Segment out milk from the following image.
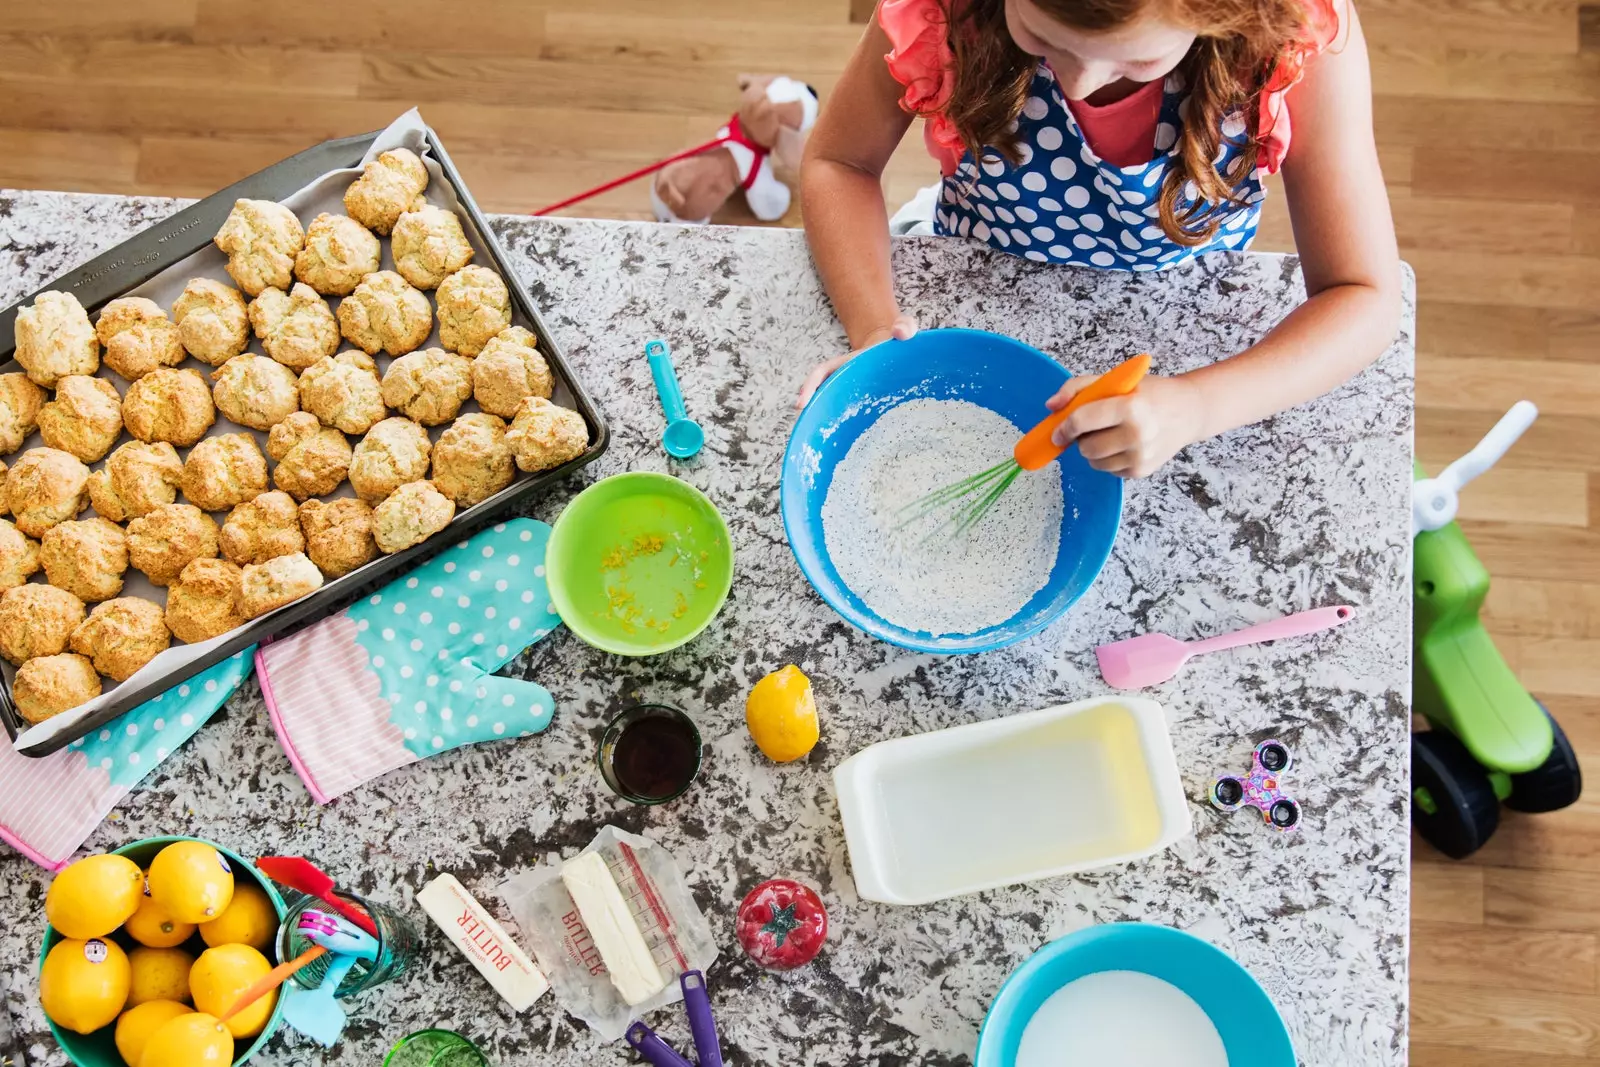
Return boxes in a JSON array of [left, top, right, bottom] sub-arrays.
[[1016, 970, 1227, 1067]]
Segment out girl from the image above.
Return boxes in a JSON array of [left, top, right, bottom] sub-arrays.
[[799, 0, 1400, 478]]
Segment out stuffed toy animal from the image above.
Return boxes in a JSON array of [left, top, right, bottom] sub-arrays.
[[650, 75, 819, 224]]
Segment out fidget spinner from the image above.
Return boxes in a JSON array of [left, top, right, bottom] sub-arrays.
[[1210, 739, 1301, 832]]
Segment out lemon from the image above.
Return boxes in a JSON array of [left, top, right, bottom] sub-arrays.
[[115, 1000, 192, 1067], [127, 947, 194, 1007], [137, 1012, 233, 1067], [745, 665, 820, 763], [45, 853, 144, 939], [39, 937, 130, 1034], [198, 883, 277, 952], [124, 890, 196, 949], [190, 943, 275, 1039], [147, 842, 234, 925]]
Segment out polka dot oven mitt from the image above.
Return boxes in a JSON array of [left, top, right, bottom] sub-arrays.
[[258, 519, 560, 804], [0, 650, 253, 871]]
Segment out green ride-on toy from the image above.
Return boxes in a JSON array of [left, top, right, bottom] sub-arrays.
[[1412, 401, 1582, 858]]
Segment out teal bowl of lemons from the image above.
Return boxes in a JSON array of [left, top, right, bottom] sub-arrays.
[[547, 471, 734, 656], [39, 836, 288, 1067]]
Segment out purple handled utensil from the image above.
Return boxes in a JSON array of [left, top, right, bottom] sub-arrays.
[[626, 1022, 693, 1067], [681, 970, 724, 1067]]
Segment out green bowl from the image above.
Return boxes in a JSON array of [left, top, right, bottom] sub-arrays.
[[547, 472, 734, 656], [40, 836, 289, 1067]]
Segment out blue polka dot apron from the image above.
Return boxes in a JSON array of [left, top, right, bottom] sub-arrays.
[[933, 66, 1265, 270]]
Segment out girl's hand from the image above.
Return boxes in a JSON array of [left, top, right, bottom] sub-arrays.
[[1046, 372, 1207, 478], [795, 314, 918, 409]]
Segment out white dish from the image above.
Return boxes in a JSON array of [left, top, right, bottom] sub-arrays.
[[833, 695, 1191, 905]]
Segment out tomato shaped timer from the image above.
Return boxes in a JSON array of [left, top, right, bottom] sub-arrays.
[[736, 880, 827, 971]]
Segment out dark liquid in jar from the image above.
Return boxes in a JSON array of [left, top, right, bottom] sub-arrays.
[[611, 715, 700, 800]]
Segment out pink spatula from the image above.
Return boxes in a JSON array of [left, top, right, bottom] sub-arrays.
[[1096, 605, 1356, 689]]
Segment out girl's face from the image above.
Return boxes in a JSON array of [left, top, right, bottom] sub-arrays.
[[1005, 0, 1197, 101]]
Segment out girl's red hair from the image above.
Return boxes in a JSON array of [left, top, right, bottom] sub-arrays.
[[936, 0, 1338, 245]]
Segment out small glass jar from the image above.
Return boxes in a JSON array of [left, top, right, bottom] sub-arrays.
[[596, 704, 703, 805], [276, 891, 424, 995], [384, 1029, 490, 1066]]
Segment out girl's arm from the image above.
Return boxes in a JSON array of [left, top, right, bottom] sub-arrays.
[[797, 17, 921, 408], [1054, 4, 1402, 476]]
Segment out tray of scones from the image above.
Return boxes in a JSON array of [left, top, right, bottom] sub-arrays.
[[0, 111, 607, 756]]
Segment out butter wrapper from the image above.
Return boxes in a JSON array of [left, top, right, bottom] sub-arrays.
[[418, 873, 549, 1011]]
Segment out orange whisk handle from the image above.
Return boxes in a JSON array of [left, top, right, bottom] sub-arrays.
[[1013, 353, 1152, 471]]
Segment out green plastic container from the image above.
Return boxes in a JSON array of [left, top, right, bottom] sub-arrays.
[[546, 472, 734, 656], [39, 836, 289, 1067]]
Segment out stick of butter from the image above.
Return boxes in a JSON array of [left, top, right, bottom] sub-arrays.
[[560, 851, 668, 1006], [417, 873, 550, 1012]]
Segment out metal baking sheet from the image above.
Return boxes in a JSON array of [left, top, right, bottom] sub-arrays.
[[0, 113, 608, 756]]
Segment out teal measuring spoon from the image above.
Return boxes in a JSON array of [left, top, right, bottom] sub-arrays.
[[646, 339, 704, 460]]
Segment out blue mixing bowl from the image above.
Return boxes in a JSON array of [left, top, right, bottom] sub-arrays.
[[976, 923, 1295, 1066], [781, 328, 1123, 653]]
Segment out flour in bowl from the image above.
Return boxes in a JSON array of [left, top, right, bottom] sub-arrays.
[[821, 398, 1063, 637]]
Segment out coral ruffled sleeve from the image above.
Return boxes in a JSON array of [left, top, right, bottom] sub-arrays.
[[879, 0, 966, 175], [1257, 0, 1342, 173]]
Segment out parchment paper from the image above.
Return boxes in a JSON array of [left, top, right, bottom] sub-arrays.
[[10, 109, 580, 749], [500, 826, 719, 1042]]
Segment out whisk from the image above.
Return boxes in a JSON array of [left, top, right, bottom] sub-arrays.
[[898, 353, 1152, 538]]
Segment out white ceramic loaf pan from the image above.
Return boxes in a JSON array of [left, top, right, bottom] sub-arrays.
[[833, 695, 1192, 905]]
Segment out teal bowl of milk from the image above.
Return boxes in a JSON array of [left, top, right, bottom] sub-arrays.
[[975, 923, 1293, 1067]]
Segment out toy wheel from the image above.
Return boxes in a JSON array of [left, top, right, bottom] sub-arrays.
[[1413, 730, 1500, 859], [1505, 704, 1583, 813], [1257, 741, 1291, 774]]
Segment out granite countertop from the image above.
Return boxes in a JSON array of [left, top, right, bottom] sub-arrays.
[[0, 189, 1414, 1066]]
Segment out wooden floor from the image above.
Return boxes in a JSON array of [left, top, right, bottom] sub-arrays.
[[4, 0, 1600, 1060]]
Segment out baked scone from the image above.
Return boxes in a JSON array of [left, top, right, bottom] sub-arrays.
[[0, 373, 47, 454], [123, 368, 216, 446], [87, 441, 184, 522], [70, 597, 171, 682], [40, 517, 128, 603], [247, 284, 339, 370], [95, 297, 185, 381], [507, 397, 588, 473], [348, 417, 431, 504], [298, 350, 386, 435], [126, 503, 219, 587], [435, 266, 511, 357], [0, 520, 41, 590], [171, 279, 250, 365], [472, 326, 552, 418], [391, 204, 473, 289], [211, 355, 299, 430], [337, 271, 432, 358], [238, 551, 323, 619], [0, 461, 6, 517], [164, 557, 244, 643], [37, 375, 123, 463], [380, 348, 472, 426], [266, 412, 351, 500], [220, 491, 304, 566], [343, 148, 429, 236], [6, 448, 90, 539], [14, 291, 99, 387], [299, 498, 377, 578], [13, 653, 100, 723], [432, 413, 515, 508], [294, 213, 381, 296], [214, 198, 306, 296], [373, 480, 455, 554], [181, 433, 267, 512], [0, 583, 86, 665]]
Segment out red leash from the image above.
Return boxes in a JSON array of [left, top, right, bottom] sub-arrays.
[[532, 115, 768, 217]]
